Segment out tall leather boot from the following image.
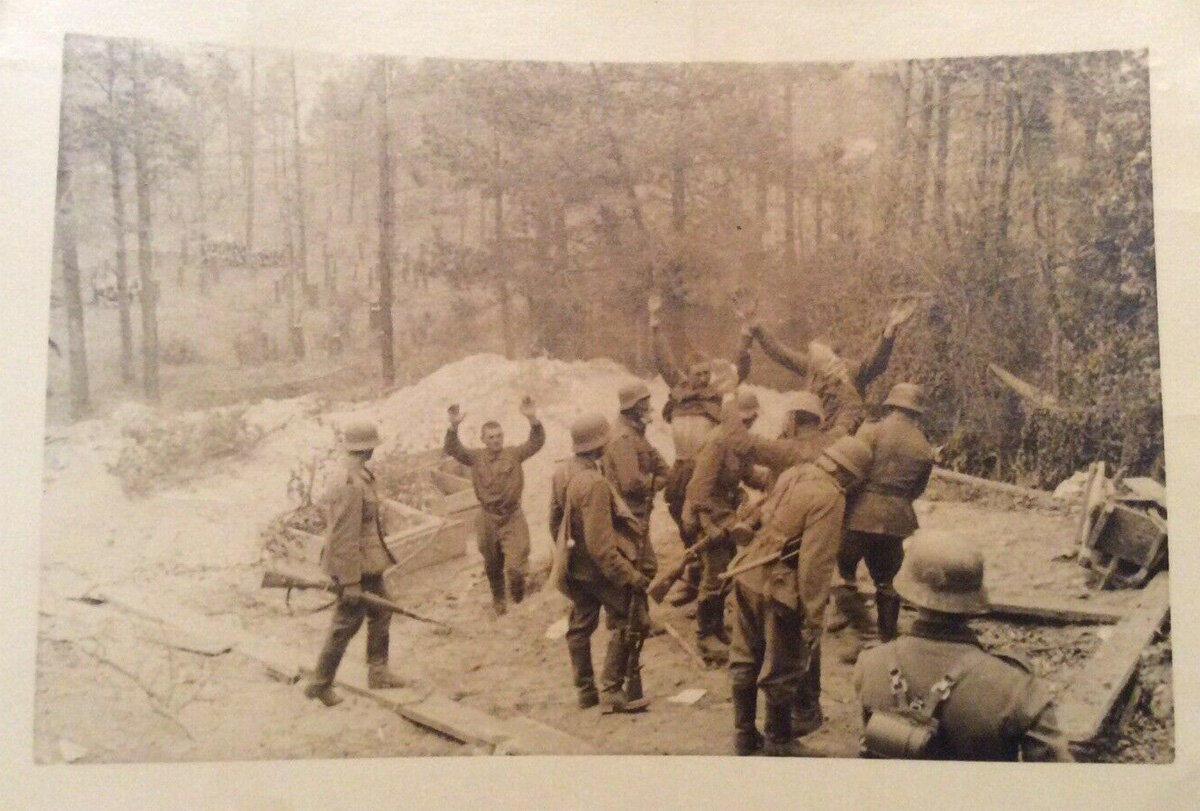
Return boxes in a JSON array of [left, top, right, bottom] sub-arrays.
[[832, 584, 875, 636], [508, 571, 526, 605], [793, 644, 824, 735], [488, 572, 507, 616], [731, 682, 763, 756], [599, 631, 649, 713], [763, 699, 809, 757], [304, 643, 346, 707], [696, 599, 729, 667], [668, 562, 700, 607], [876, 587, 902, 643], [365, 631, 407, 689], [568, 640, 598, 709]]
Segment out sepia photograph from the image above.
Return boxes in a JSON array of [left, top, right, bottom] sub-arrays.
[[36, 31, 1170, 767]]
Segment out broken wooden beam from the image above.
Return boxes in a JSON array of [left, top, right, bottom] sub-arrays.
[[985, 595, 1122, 625], [1054, 572, 1170, 743], [931, 467, 1061, 506]]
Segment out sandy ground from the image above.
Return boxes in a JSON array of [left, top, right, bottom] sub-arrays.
[[34, 355, 1174, 763]]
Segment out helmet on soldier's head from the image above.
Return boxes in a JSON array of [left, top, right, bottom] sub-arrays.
[[571, 412, 611, 454], [819, 435, 872, 481], [618, 380, 652, 411], [783, 390, 824, 422], [735, 389, 760, 420], [341, 420, 381, 452], [884, 382, 927, 415], [894, 535, 990, 615]]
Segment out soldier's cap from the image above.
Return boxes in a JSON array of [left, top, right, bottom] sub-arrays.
[[783, 390, 824, 421], [618, 380, 653, 411], [571, 412, 612, 454], [819, 434, 872, 480], [884, 382, 927, 415], [894, 535, 990, 615], [341, 419, 382, 452]]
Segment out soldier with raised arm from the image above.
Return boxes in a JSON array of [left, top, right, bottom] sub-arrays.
[[748, 301, 918, 436], [444, 396, 545, 616], [651, 290, 756, 607]]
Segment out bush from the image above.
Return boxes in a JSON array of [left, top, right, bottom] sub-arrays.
[[161, 335, 202, 366], [108, 407, 265, 495]]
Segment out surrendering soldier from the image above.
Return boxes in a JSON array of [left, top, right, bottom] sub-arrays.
[[444, 395, 545, 616]]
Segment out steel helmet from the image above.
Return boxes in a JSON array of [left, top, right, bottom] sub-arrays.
[[783, 390, 824, 422], [341, 420, 381, 452], [571, 412, 611, 454], [884, 382, 927, 415], [819, 434, 872, 481], [618, 380, 652, 411], [894, 535, 990, 615], [735, 389, 760, 419]]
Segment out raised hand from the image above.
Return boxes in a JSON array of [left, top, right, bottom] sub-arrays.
[[647, 292, 663, 328], [731, 286, 759, 326], [519, 394, 537, 420], [448, 403, 466, 427], [884, 299, 919, 337]]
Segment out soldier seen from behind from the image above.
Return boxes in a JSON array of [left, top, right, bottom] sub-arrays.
[[834, 382, 936, 663], [444, 395, 545, 616], [725, 435, 873, 755], [551, 413, 656, 714], [304, 420, 407, 707], [854, 536, 1074, 761]]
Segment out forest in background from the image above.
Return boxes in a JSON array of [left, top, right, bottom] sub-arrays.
[[51, 36, 1158, 487]]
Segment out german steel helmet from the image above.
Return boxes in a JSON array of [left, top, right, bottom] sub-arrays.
[[783, 390, 824, 421], [735, 388, 760, 419], [820, 434, 872, 480], [618, 380, 652, 411], [894, 535, 990, 615], [571, 412, 612, 454], [341, 420, 381, 452], [884, 382, 926, 414]]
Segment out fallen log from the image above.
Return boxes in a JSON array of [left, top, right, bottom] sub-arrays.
[[931, 467, 1061, 506], [1054, 572, 1170, 743]]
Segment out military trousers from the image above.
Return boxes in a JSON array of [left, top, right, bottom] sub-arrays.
[[663, 459, 698, 548], [477, 506, 531, 600], [836, 529, 905, 589], [312, 573, 391, 686], [728, 581, 804, 706]]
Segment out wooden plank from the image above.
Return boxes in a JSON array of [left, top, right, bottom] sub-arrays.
[[986, 595, 1122, 625], [1055, 573, 1170, 742], [393, 694, 514, 748], [931, 467, 1061, 505]]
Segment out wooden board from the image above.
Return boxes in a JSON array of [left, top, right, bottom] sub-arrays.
[[986, 595, 1122, 625], [931, 467, 1061, 505], [1054, 572, 1170, 742], [497, 716, 600, 755]]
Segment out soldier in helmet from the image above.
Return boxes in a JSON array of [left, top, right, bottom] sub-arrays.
[[444, 395, 545, 616], [834, 382, 936, 660], [305, 420, 407, 707], [603, 380, 670, 540], [682, 389, 778, 666], [726, 435, 873, 755], [649, 292, 755, 608], [854, 536, 1074, 761], [550, 413, 654, 713], [751, 390, 835, 488]]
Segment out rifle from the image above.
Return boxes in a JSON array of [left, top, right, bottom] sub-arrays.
[[718, 545, 801, 582], [622, 588, 649, 701], [260, 569, 451, 630], [647, 530, 728, 604]]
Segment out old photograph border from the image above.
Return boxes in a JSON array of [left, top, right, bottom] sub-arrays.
[[3, 0, 1200, 808]]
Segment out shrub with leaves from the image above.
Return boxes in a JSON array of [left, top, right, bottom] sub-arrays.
[[108, 407, 265, 495]]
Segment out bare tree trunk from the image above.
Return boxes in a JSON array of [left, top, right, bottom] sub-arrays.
[[376, 57, 396, 385], [997, 86, 1018, 246], [884, 62, 913, 235], [912, 62, 934, 230], [289, 53, 309, 292], [783, 80, 797, 272], [244, 53, 256, 260], [56, 139, 91, 418], [934, 65, 952, 236], [105, 41, 134, 384], [492, 128, 515, 359], [130, 45, 160, 403], [671, 65, 689, 234]]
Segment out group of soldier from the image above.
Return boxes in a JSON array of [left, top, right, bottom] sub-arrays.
[[301, 293, 1074, 762]]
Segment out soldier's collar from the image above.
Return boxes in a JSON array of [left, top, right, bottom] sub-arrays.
[[909, 617, 981, 647]]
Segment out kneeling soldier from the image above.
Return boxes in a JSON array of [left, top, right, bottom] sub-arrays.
[[854, 535, 1074, 761], [305, 420, 406, 707], [551, 413, 654, 713], [726, 435, 872, 755]]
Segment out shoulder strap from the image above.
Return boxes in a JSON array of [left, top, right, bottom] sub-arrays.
[[886, 645, 985, 722]]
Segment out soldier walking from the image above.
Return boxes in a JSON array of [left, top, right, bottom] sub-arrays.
[[444, 396, 545, 616], [551, 413, 655, 713], [835, 382, 936, 661], [650, 292, 754, 607], [854, 536, 1074, 761], [726, 435, 873, 754], [305, 421, 407, 707]]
